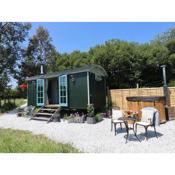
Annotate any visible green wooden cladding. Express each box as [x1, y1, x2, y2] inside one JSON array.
[[27, 80, 36, 106], [89, 73, 106, 111], [68, 72, 88, 109]]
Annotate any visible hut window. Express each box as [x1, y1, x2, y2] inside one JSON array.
[[36, 79, 44, 106], [59, 75, 68, 107]]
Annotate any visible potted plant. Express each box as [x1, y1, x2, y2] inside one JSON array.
[[86, 104, 96, 124]]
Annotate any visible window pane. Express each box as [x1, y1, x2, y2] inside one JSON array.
[[37, 79, 44, 105], [59, 75, 67, 105], [61, 97, 63, 103]]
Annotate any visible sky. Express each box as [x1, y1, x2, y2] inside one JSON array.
[[30, 22, 175, 53], [11, 22, 175, 88]]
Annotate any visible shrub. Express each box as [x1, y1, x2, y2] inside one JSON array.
[[0, 102, 16, 113], [95, 113, 103, 122], [168, 80, 175, 87]]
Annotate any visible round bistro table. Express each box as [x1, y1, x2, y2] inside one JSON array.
[[118, 116, 141, 143]]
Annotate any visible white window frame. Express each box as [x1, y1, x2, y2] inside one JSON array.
[[58, 75, 68, 107], [36, 79, 44, 106]]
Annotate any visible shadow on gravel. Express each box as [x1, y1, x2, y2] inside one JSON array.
[[124, 130, 163, 142], [113, 127, 163, 142], [124, 134, 146, 142], [139, 130, 163, 139], [115, 127, 127, 134]]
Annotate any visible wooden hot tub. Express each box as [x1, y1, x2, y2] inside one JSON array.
[[126, 96, 166, 123]]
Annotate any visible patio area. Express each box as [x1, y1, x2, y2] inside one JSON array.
[[0, 110, 175, 153]]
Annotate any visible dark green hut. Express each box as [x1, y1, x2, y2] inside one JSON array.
[[26, 65, 107, 111]]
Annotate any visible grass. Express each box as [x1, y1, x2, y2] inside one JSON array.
[[14, 98, 27, 107], [0, 98, 26, 107], [0, 128, 80, 153]]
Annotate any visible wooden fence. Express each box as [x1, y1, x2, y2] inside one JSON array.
[[109, 87, 175, 119]]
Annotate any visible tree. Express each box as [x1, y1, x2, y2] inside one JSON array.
[[19, 26, 57, 83], [152, 27, 175, 87], [138, 43, 169, 87], [52, 39, 173, 89], [166, 40, 175, 54], [0, 22, 31, 97], [153, 27, 175, 45], [89, 40, 142, 88], [54, 50, 90, 71]]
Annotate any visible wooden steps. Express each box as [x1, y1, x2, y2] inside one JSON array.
[[39, 108, 56, 112], [30, 105, 61, 123], [31, 116, 51, 122], [45, 105, 60, 108], [35, 112, 53, 116]]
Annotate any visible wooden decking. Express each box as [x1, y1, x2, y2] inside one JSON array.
[[30, 105, 61, 123]]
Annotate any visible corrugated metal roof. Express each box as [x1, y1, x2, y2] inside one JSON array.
[[26, 64, 107, 81]]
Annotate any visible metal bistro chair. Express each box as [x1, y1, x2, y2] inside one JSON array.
[[135, 108, 159, 140], [111, 109, 125, 135], [17, 105, 35, 117]]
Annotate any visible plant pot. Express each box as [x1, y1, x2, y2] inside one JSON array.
[[87, 117, 96, 124]]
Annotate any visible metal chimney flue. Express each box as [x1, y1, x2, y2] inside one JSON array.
[[40, 64, 44, 75], [161, 65, 169, 121], [161, 65, 167, 87]]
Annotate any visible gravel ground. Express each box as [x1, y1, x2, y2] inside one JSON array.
[[0, 108, 175, 153]]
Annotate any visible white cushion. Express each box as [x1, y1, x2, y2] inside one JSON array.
[[141, 109, 154, 124], [112, 109, 124, 120], [112, 119, 124, 123], [136, 121, 151, 126]]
